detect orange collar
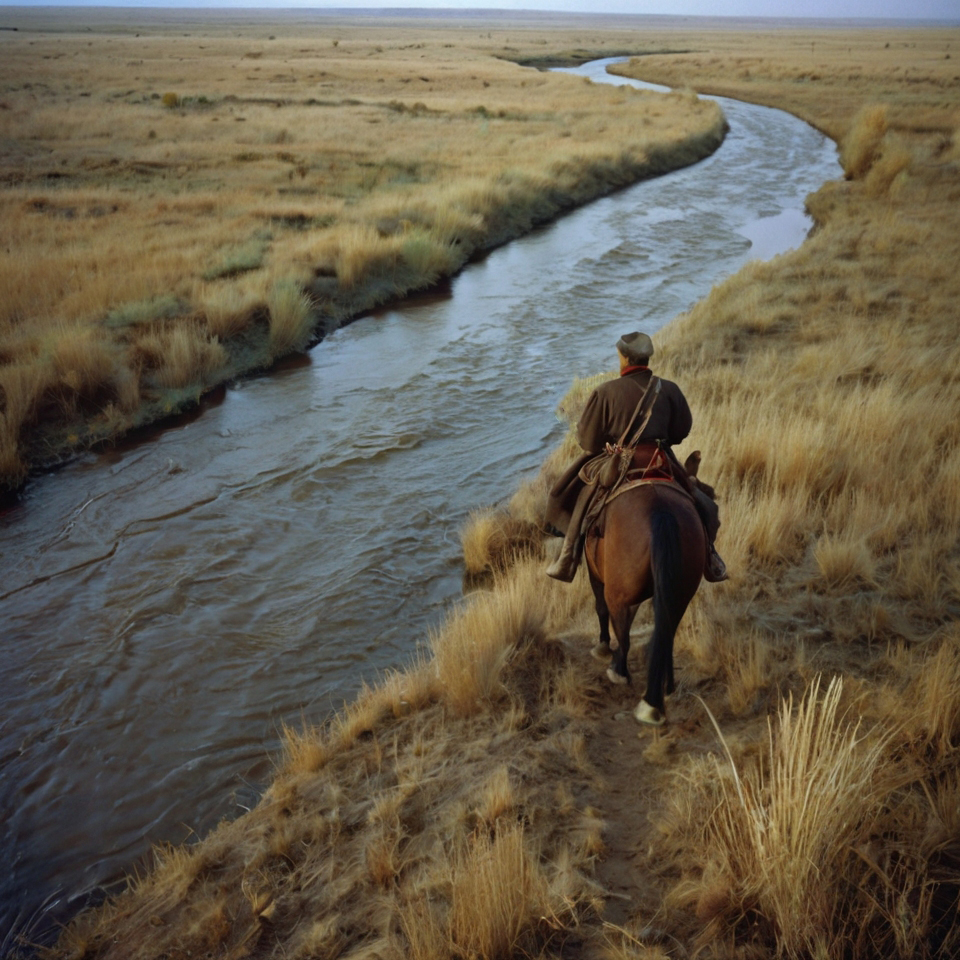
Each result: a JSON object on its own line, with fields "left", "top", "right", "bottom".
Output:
{"left": 620, "top": 365, "right": 649, "bottom": 376}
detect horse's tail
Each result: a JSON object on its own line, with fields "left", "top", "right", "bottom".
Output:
{"left": 646, "top": 503, "right": 683, "bottom": 710}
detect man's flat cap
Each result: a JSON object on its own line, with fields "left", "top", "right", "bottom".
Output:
{"left": 616, "top": 331, "right": 654, "bottom": 363}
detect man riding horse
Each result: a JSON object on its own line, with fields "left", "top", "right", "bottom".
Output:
{"left": 545, "top": 331, "right": 727, "bottom": 584}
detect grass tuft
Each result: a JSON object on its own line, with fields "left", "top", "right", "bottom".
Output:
{"left": 460, "top": 507, "right": 544, "bottom": 576}
{"left": 137, "top": 324, "right": 227, "bottom": 390}
{"left": 448, "top": 822, "right": 551, "bottom": 959}
{"left": 267, "top": 280, "right": 315, "bottom": 357}
{"left": 430, "top": 563, "right": 548, "bottom": 717}
{"left": 670, "top": 678, "right": 907, "bottom": 957}
{"left": 840, "top": 104, "right": 888, "bottom": 179}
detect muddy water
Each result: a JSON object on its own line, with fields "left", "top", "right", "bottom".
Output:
{"left": 0, "top": 59, "right": 838, "bottom": 948}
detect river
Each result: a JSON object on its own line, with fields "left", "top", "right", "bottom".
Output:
{"left": 0, "top": 58, "right": 838, "bottom": 950}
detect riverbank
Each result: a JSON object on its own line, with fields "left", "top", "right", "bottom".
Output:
{"left": 0, "top": 10, "right": 726, "bottom": 493}
{"left": 33, "top": 20, "right": 960, "bottom": 960}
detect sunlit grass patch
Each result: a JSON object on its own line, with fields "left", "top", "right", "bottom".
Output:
{"left": 813, "top": 533, "right": 878, "bottom": 592}
{"left": 430, "top": 564, "right": 548, "bottom": 717}
{"left": 460, "top": 507, "right": 544, "bottom": 576}
{"left": 202, "top": 237, "right": 268, "bottom": 281}
{"left": 447, "top": 822, "right": 552, "bottom": 958}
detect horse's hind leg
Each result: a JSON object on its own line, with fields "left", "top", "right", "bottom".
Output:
{"left": 605, "top": 603, "right": 635, "bottom": 686}
{"left": 589, "top": 571, "right": 613, "bottom": 661}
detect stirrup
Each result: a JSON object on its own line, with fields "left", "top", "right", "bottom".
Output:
{"left": 704, "top": 545, "right": 728, "bottom": 583}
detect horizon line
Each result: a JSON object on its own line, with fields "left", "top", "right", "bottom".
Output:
{"left": 1, "top": 3, "right": 958, "bottom": 22}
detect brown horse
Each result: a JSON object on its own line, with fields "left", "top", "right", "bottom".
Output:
{"left": 584, "top": 481, "right": 705, "bottom": 726}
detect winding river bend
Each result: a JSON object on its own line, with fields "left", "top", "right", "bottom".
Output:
{"left": 0, "top": 59, "right": 838, "bottom": 948}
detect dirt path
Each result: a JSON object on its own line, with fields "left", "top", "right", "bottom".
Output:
{"left": 573, "top": 630, "right": 721, "bottom": 956}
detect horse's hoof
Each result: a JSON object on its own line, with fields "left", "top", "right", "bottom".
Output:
{"left": 606, "top": 666, "right": 628, "bottom": 686}
{"left": 634, "top": 699, "right": 665, "bottom": 727}
{"left": 591, "top": 642, "right": 612, "bottom": 661}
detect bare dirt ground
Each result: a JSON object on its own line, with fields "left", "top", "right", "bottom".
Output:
{"left": 560, "top": 622, "right": 735, "bottom": 951}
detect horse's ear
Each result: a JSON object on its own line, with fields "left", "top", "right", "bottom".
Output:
{"left": 684, "top": 450, "right": 702, "bottom": 478}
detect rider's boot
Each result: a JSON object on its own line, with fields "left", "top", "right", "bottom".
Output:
{"left": 545, "top": 533, "right": 583, "bottom": 582}
{"left": 547, "top": 485, "right": 592, "bottom": 582}
{"left": 704, "top": 543, "right": 728, "bottom": 583}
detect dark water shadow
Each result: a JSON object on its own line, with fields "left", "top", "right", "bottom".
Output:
{"left": 92, "top": 382, "right": 230, "bottom": 466}
{"left": 361, "top": 276, "right": 455, "bottom": 319}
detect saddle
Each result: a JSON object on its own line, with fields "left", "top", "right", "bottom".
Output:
{"left": 626, "top": 442, "right": 676, "bottom": 483}
{"left": 579, "top": 441, "right": 684, "bottom": 493}
{"left": 584, "top": 444, "right": 716, "bottom": 543}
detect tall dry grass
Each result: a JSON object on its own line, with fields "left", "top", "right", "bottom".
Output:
{"left": 429, "top": 570, "right": 548, "bottom": 717}
{"left": 841, "top": 103, "right": 888, "bottom": 178}
{"left": 460, "top": 507, "right": 544, "bottom": 576}
{"left": 266, "top": 281, "right": 315, "bottom": 357}
{"left": 654, "top": 662, "right": 960, "bottom": 957}
{"left": 447, "top": 822, "right": 552, "bottom": 958}
{"left": 668, "top": 678, "right": 905, "bottom": 956}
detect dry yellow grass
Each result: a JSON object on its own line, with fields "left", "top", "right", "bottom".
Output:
{"left": 429, "top": 566, "right": 549, "bottom": 717}
{"left": 609, "top": 23, "right": 959, "bottom": 144}
{"left": 34, "top": 16, "right": 960, "bottom": 960}
{"left": 673, "top": 678, "right": 904, "bottom": 957}
{"left": 0, "top": 8, "right": 726, "bottom": 490}
{"left": 460, "top": 507, "right": 544, "bottom": 576}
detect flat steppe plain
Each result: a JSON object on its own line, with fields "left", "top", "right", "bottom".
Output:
{"left": 0, "top": 8, "right": 725, "bottom": 490}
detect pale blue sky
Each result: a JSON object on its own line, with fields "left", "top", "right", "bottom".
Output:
{"left": 3, "top": 0, "right": 959, "bottom": 19}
